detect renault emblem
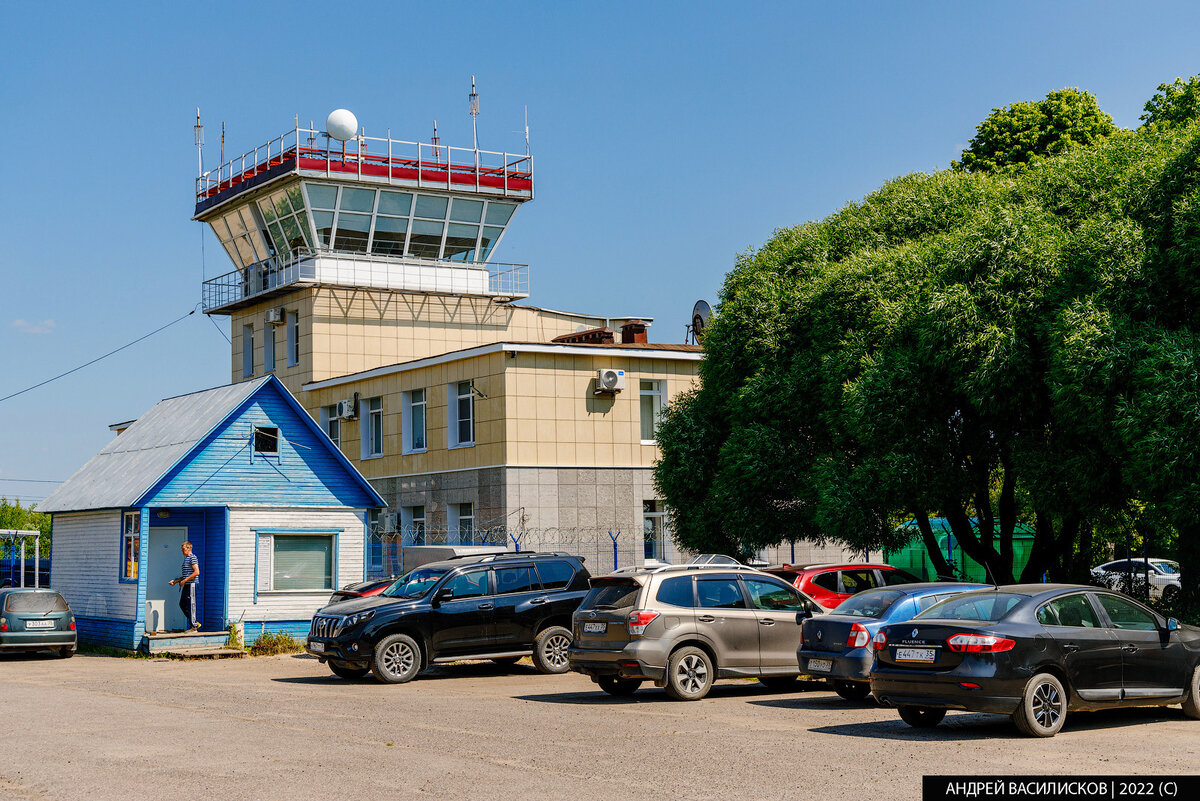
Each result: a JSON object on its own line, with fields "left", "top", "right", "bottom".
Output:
{"left": 588, "top": 611, "right": 597, "bottom": 619}
{"left": 816, "top": 630, "right": 823, "bottom": 641}
{"left": 911, "top": 628, "right": 918, "bottom": 638}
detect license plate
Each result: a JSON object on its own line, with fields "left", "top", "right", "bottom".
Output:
{"left": 309, "top": 641, "right": 325, "bottom": 652}
{"left": 807, "top": 658, "right": 832, "bottom": 673}
{"left": 895, "top": 647, "right": 937, "bottom": 662}
{"left": 25, "top": 620, "right": 54, "bottom": 629}
{"left": 582, "top": 622, "right": 607, "bottom": 634}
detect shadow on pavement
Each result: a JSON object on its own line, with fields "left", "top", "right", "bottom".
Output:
{"left": 271, "top": 659, "right": 542, "bottom": 685}
{"left": 807, "top": 705, "right": 1184, "bottom": 740}
{"left": 516, "top": 679, "right": 834, "bottom": 705}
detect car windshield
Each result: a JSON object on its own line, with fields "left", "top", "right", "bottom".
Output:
{"left": 4, "top": 591, "right": 68, "bottom": 613}
{"left": 833, "top": 589, "right": 905, "bottom": 618}
{"left": 382, "top": 567, "right": 448, "bottom": 598}
{"left": 1154, "top": 561, "right": 1181, "bottom": 575}
{"left": 581, "top": 580, "right": 641, "bottom": 611}
{"left": 914, "top": 592, "right": 1026, "bottom": 622}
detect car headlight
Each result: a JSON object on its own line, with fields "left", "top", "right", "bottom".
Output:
{"left": 339, "top": 610, "right": 375, "bottom": 631}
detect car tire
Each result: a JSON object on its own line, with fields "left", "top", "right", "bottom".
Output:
{"left": 532, "top": 626, "right": 572, "bottom": 674}
{"left": 1182, "top": 664, "right": 1200, "bottom": 720}
{"left": 1012, "top": 672, "right": 1067, "bottom": 737}
{"left": 598, "top": 676, "right": 642, "bottom": 697}
{"left": 833, "top": 680, "right": 871, "bottom": 701}
{"left": 665, "top": 646, "right": 714, "bottom": 701}
{"left": 58, "top": 646, "right": 75, "bottom": 659}
{"left": 898, "top": 706, "right": 946, "bottom": 728}
{"left": 329, "top": 661, "right": 369, "bottom": 679}
{"left": 371, "top": 634, "right": 422, "bottom": 684}
{"left": 1163, "top": 585, "right": 1180, "bottom": 605}
{"left": 759, "top": 675, "right": 799, "bottom": 691}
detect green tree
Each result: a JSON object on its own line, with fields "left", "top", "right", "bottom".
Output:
{"left": 0, "top": 497, "right": 51, "bottom": 558}
{"left": 1141, "top": 74, "right": 1200, "bottom": 129}
{"left": 953, "top": 88, "right": 1118, "bottom": 174}
{"left": 656, "top": 112, "right": 1200, "bottom": 595}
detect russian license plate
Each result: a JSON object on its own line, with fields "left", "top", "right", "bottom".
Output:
{"left": 25, "top": 620, "right": 54, "bottom": 629}
{"left": 807, "top": 658, "right": 833, "bottom": 673}
{"left": 309, "top": 641, "right": 325, "bottom": 652}
{"left": 895, "top": 647, "right": 937, "bottom": 663}
{"left": 582, "top": 622, "right": 607, "bottom": 634}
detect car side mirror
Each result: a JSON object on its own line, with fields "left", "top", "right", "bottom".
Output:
{"left": 1167, "top": 617, "right": 1179, "bottom": 632}
{"left": 432, "top": 587, "right": 453, "bottom": 607}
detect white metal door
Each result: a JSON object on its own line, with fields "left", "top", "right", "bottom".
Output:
{"left": 147, "top": 527, "right": 189, "bottom": 632}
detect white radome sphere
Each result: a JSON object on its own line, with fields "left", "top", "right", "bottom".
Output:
{"left": 326, "top": 109, "right": 358, "bottom": 141}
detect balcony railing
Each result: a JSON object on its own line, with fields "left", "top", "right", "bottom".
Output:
{"left": 195, "top": 125, "right": 533, "bottom": 206}
{"left": 201, "top": 248, "right": 530, "bottom": 313}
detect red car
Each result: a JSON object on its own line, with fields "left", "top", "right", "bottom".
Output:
{"left": 327, "top": 577, "right": 397, "bottom": 604}
{"left": 767, "top": 563, "right": 921, "bottom": 610}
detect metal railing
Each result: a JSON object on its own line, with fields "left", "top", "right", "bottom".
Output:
{"left": 196, "top": 125, "right": 533, "bottom": 202}
{"left": 201, "top": 247, "right": 529, "bottom": 312}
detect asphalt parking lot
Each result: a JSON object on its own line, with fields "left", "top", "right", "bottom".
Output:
{"left": 1, "top": 652, "right": 1197, "bottom": 801}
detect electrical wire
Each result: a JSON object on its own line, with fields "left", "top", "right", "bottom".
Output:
{"left": 208, "top": 313, "right": 231, "bottom": 343}
{"left": 0, "top": 478, "right": 64, "bottom": 484}
{"left": 0, "top": 309, "right": 196, "bottom": 405}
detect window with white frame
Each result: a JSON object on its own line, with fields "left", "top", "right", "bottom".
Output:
{"left": 257, "top": 533, "right": 334, "bottom": 591}
{"left": 362, "top": 396, "right": 383, "bottom": 458}
{"left": 448, "top": 381, "right": 475, "bottom": 448}
{"left": 402, "top": 505, "right": 426, "bottom": 544}
{"left": 448, "top": 502, "right": 475, "bottom": 543}
{"left": 320, "top": 404, "right": 341, "bottom": 448}
{"left": 643, "top": 500, "right": 667, "bottom": 561}
{"left": 121, "top": 511, "right": 140, "bottom": 581}
{"left": 242, "top": 324, "right": 254, "bottom": 378}
{"left": 640, "top": 380, "right": 664, "bottom": 443}
{"left": 402, "top": 389, "right": 427, "bottom": 453}
{"left": 264, "top": 322, "right": 276, "bottom": 373}
{"left": 286, "top": 310, "right": 300, "bottom": 367}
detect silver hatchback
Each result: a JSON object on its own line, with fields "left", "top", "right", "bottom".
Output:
{"left": 567, "top": 564, "right": 821, "bottom": 700}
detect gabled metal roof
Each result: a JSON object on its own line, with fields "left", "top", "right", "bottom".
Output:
{"left": 38, "top": 378, "right": 271, "bottom": 513}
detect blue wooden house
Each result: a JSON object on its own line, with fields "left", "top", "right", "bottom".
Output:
{"left": 39, "top": 376, "right": 383, "bottom": 651}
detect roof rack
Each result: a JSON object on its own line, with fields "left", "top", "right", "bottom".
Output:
{"left": 447, "top": 551, "right": 576, "bottom": 563}
{"left": 648, "top": 563, "right": 763, "bottom": 575}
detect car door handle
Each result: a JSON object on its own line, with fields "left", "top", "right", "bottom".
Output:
{"left": 1063, "top": 643, "right": 1079, "bottom": 653}
{"left": 478, "top": 602, "right": 494, "bottom": 610}
{"left": 759, "top": 619, "right": 775, "bottom": 626}
{"left": 529, "top": 597, "right": 548, "bottom": 605}
{"left": 1122, "top": 644, "right": 1139, "bottom": 654}
{"left": 697, "top": 615, "right": 715, "bottom": 623}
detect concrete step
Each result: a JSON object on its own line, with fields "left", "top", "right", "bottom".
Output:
{"left": 143, "top": 630, "right": 232, "bottom": 653}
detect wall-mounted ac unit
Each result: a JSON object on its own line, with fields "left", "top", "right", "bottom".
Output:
{"left": 265, "top": 307, "right": 285, "bottom": 325}
{"left": 337, "top": 399, "right": 357, "bottom": 420}
{"left": 596, "top": 368, "right": 626, "bottom": 393}
{"left": 380, "top": 511, "right": 398, "bottom": 532}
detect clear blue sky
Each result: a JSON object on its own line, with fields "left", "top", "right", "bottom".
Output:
{"left": 3, "top": 1, "right": 1199, "bottom": 505}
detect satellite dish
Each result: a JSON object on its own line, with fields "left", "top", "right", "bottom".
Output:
{"left": 691, "top": 300, "right": 711, "bottom": 341}
{"left": 326, "top": 109, "right": 359, "bottom": 141}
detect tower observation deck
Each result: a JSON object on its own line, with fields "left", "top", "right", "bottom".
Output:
{"left": 194, "top": 114, "right": 533, "bottom": 314}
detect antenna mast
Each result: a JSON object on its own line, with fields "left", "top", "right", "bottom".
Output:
{"left": 193, "top": 108, "right": 205, "bottom": 178}
{"left": 524, "top": 105, "right": 530, "bottom": 156}
{"left": 469, "top": 75, "right": 480, "bottom": 152}
{"left": 432, "top": 120, "right": 441, "bottom": 161}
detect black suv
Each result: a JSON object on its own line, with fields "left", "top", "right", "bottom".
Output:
{"left": 306, "top": 551, "right": 591, "bottom": 683}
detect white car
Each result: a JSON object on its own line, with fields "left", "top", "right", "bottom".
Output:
{"left": 1090, "top": 558, "right": 1181, "bottom": 602}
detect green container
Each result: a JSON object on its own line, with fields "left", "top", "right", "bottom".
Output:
{"left": 884, "top": 519, "right": 1036, "bottom": 583}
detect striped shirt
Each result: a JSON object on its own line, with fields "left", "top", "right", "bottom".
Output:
{"left": 181, "top": 553, "right": 199, "bottom": 586}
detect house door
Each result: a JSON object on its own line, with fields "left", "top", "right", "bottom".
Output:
{"left": 147, "top": 527, "right": 189, "bottom": 632}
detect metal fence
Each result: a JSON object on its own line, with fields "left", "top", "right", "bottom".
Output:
{"left": 365, "top": 521, "right": 687, "bottom": 579}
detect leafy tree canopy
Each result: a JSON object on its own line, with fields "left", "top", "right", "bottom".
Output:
{"left": 1141, "top": 74, "right": 1200, "bottom": 129}
{"left": 953, "top": 88, "right": 1117, "bottom": 174}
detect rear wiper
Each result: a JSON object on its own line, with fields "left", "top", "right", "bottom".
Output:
{"left": 593, "top": 604, "right": 619, "bottom": 610}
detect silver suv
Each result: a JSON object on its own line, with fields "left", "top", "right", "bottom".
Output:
{"left": 567, "top": 564, "right": 822, "bottom": 700}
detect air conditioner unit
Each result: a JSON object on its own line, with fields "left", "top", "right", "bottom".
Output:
{"left": 380, "top": 511, "right": 398, "bottom": 532}
{"left": 337, "top": 399, "right": 357, "bottom": 420}
{"left": 596, "top": 368, "right": 626, "bottom": 393}
{"left": 264, "top": 307, "right": 285, "bottom": 325}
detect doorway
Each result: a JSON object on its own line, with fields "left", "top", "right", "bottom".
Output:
{"left": 147, "top": 527, "right": 189, "bottom": 632}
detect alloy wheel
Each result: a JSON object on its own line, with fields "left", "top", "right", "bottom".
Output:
{"left": 676, "top": 654, "right": 709, "bottom": 694}
{"left": 542, "top": 633, "right": 570, "bottom": 669}
{"left": 383, "top": 641, "right": 415, "bottom": 678}
{"left": 1032, "top": 681, "right": 1063, "bottom": 729}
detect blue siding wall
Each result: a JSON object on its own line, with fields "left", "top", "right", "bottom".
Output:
{"left": 243, "top": 619, "right": 313, "bottom": 642}
{"left": 76, "top": 616, "right": 140, "bottom": 650}
{"left": 143, "top": 382, "right": 378, "bottom": 509}
{"left": 150, "top": 507, "right": 228, "bottom": 630}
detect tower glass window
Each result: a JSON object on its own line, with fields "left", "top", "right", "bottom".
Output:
{"left": 640, "top": 380, "right": 664, "bottom": 443}
{"left": 242, "top": 324, "right": 254, "bottom": 378}
{"left": 402, "top": 389, "right": 427, "bottom": 453}
{"left": 449, "top": 382, "right": 474, "bottom": 448}
{"left": 321, "top": 404, "right": 340, "bottom": 448}
{"left": 643, "top": 500, "right": 667, "bottom": 560}
{"left": 363, "top": 396, "right": 383, "bottom": 458}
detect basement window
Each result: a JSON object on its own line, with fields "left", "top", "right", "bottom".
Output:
{"left": 254, "top": 426, "right": 280, "bottom": 456}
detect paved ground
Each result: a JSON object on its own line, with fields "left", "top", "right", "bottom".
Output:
{"left": 1, "top": 651, "right": 1197, "bottom": 801}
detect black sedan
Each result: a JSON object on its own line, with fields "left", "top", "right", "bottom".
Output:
{"left": 869, "top": 584, "right": 1200, "bottom": 737}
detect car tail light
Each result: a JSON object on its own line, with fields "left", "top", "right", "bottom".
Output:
{"left": 627, "top": 610, "right": 660, "bottom": 636}
{"left": 946, "top": 633, "right": 1016, "bottom": 653}
{"left": 871, "top": 630, "right": 887, "bottom": 650}
{"left": 69, "top": 618, "right": 76, "bottom": 631}
{"left": 0, "top": 619, "right": 6, "bottom": 632}
{"left": 846, "top": 622, "right": 871, "bottom": 648}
